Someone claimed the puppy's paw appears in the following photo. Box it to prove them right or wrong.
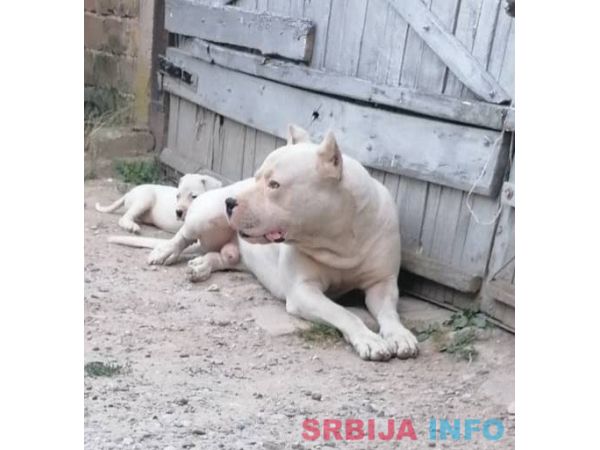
[381,326,419,359]
[118,218,141,234]
[187,257,212,282]
[350,330,393,362]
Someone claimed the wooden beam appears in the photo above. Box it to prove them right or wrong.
[165,0,315,62]
[163,48,508,196]
[179,37,511,130]
[387,0,511,104]
[486,279,515,308]
[401,251,483,294]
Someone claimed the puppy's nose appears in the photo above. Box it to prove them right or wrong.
[176,209,183,218]
[225,197,238,217]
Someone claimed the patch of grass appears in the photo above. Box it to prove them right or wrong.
[440,329,478,362]
[84,361,123,378]
[298,323,342,343]
[444,310,488,330]
[114,159,161,185]
[411,310,491,362]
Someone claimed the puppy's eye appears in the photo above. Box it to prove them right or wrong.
[191,193,198,199]
[176,194,181,200]
[268,180,280,189]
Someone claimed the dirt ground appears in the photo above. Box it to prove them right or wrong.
[84,179,515,450]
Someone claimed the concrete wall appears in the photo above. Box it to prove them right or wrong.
[84,0,165,135]
[84,0,139,107]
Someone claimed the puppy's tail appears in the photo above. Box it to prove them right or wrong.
[107,235,203,254]
[95,196,126,213]
[107,235,166,248]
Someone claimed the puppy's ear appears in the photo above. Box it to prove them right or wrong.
[316,131,343,180]
[286,124,311,145]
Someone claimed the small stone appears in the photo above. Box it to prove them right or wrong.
[192,429,206,436]
[207,284,220,292]
[98,286,109,293]
[428,443,436,447]
[175,398,189,406]
[92,346,100,351]
[85,278,92,283]
[122,437,133,445]
[182,444,195,449]
[311,393,322,401]
[179,353,190,358]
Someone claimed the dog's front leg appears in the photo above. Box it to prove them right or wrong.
[287,282,393,361]
[365,277,418,359]
[147,229,193,265]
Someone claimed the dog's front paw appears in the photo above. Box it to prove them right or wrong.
[381,326,419,359]
[350,330,393,361]
[187,256,212,282]
[148,244,174,265]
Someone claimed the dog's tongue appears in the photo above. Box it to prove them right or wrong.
[265,231,285,242]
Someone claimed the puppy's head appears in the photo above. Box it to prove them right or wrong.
[225,124,344,244]
[176,174,223,220]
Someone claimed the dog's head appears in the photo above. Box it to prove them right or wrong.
[176,174,222,220]
[225,124,346,245]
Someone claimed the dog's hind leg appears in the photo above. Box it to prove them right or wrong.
[187,242,241,282]
[118,198,152,234]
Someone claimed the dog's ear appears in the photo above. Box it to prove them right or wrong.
[286,124,311,145]
[316,131,343,180]
[201,175,222,190]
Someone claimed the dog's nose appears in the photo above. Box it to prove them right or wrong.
[225,197,238,217]
[176,209,183,218]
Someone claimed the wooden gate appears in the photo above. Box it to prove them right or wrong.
[158,0,516,329]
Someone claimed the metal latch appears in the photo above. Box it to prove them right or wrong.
[158,55,195,85]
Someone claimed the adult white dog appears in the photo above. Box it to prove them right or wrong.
[146,125,418,361]
[96,174,222,233]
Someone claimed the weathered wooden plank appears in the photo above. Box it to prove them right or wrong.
[443,0,483,97]
[165,0,315,61]
[415,0,461,94]
[396,178,428,251]
[498,18,515,99]
[302,0,332,69]
[166,94,180,152]
[164,49,506,195]
[253,130,278,171]
[241,127,257,178]
[387,0,511,103]
[179,37,511,130]
[323,0,369,75]
[401,250,483,293]
[219,118,246,181]
[357,0,410,86]
[399,0,431,89]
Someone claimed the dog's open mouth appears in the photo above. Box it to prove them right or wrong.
[239,230,286,243]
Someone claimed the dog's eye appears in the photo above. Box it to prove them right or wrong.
[176,194,181,200]
[191,193,198,199]
[268,180,280,189]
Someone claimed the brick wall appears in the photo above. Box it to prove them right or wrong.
[84,0,141,118]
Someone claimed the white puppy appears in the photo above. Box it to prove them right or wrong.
[143,125,419,361]
[95,174,222,233]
